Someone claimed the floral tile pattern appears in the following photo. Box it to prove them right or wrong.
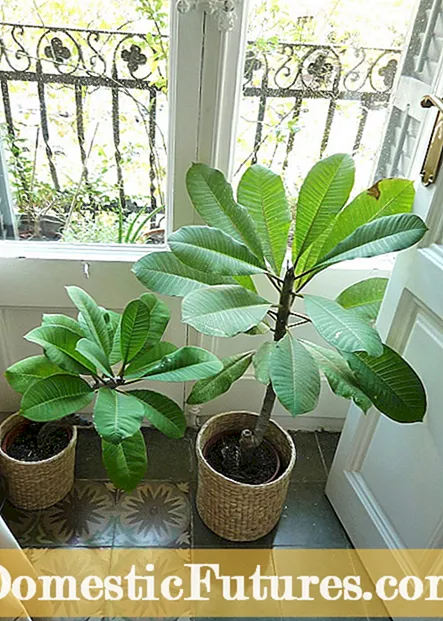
[114,481,191,548]
[37,480,117,547]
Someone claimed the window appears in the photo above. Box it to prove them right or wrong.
[0,0,430,251]
[0,0,171,244]
[232,0,419,194]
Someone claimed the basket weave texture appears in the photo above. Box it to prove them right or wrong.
[0,413,77,510]
[196,411,296,542]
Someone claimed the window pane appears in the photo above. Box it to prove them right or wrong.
[234,0,418,192]
[0,0,169,244]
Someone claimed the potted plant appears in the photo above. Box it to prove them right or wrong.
[133,153,428,541]
[2,286,222,511]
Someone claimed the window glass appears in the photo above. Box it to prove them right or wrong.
[0,0,169,244]
[234,0,418,193]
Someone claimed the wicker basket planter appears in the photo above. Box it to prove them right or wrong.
[196,411,296,542]
[0,413,77,511]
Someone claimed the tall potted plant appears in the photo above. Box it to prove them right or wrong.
[134,153,428,541]
[2,286,222,510]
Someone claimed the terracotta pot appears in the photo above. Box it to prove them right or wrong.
[0,414,77,510]
[196,411,296,542]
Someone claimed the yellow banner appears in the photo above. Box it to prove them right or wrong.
[0,548,442,617]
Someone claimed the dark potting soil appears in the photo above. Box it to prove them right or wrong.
[6,422,70,462]
[205,432,281,485]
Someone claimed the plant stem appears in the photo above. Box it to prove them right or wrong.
[253,265,296,447]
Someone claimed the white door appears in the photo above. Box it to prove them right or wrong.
[326,0,443,560]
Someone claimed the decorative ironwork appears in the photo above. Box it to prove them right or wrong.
[240,40,402,173]
[0,21,167,239]
[176,0,239,31]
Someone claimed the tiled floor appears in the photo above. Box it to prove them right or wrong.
[2,427,357,620]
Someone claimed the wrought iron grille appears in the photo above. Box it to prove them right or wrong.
[236,40,402,180]
[0,22,167,240]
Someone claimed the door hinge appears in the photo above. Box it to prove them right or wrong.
[420,94,443,186]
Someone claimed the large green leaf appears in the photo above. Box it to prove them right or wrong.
[109,317,122,366]
[336,278,389,324]
[294,154,355,261]
[182,285,272,337]
[234,275,257,293]
[302,341,372,413]
[304,295,383,356]
[270,333,320,416]
[169,226,265,276]
[5,355,68,394]
[343,345,427,423]
[25,325,96,375]
[133,251,234,298]
[186,163,263,260]
[42,314,84,336]
[237,165,290,274]
[142,347,223,382]
[316,213,427,268]
[187,352,253,405]
[320,178,415,257]
[124,342,178,380]
[128,390,186,438]
[120,299,151,365]
[253,341,275,385]
[102,431,147,491]
[21,375,94,422]
[76,338,113,377]
[139,293,170,346]
[66,287,111,355]
[93,389,145,443]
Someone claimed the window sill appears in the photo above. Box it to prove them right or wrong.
[0,240,167,263]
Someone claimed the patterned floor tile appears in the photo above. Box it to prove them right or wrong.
[114,481,191,547]
[1,500,41,547]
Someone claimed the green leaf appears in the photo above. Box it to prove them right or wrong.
[94,389,145,443]
[42,314,84,336]
[120,299,151,365]
[109,317,122,366]
[124,342,178,379]
[66,287,111,355]
[21,375,94,422]
[294,154,355,260]
[76,338,113,377]
[269,333,320,416]
[102,431,147,492]
[142,346,223,382]
[336,278,389,324]
[253,342,275,385]
[320,178,415,257]
[139,293,170,346]
[133,251,234,297]
[304,295,383,356]
[25,325,96,375]
[169,226,266,275]
[5,355,68,394]
[343,345,427,423]
[237,165,291,274]
[316,213,427,268]
[234,275,257,293]
[187,352,253,404]
[186,163,263,260]
[302,341,372,413]
[128,390,186,438]
[182,285,272,337]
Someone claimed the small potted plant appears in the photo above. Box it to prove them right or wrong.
[1,286,222,510]
[133,154,428,541]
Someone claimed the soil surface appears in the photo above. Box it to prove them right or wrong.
[5,422,70,462]
[205,431,281,485]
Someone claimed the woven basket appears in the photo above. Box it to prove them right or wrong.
[196,411,296,542]
[0,413,77,510]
